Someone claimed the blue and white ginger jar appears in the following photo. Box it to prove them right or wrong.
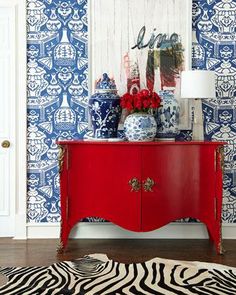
[89,73,121,138]
[156,90,180,140]
[124,113,157,142]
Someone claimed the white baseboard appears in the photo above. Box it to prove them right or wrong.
[25,222,236,239]
[14,213,27,239]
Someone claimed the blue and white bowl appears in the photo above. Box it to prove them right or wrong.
[124,113,157,142]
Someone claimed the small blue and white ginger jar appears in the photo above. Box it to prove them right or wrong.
[124,113,157,142]
[156,90,180,140]
[89,73,121,138]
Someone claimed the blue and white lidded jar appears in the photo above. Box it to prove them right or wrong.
[156,90,180,140]
[89,73,121,138]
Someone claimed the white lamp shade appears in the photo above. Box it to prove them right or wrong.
[181,70,216,99]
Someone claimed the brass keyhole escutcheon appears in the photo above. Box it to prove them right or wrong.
[129,177,141,192]
[1,140,10,148]
[143,177,155,192]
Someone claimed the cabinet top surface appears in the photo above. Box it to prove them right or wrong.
[56,140,226,146]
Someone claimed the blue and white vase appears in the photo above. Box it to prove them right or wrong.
[89,73,121,138]
[124,113,157,142]
[156,90,180,140]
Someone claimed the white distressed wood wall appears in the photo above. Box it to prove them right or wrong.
[89,0,192,128]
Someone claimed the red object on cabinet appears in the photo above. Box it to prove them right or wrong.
[57,141,226,254]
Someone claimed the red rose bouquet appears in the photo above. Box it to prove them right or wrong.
[120,89,161,113]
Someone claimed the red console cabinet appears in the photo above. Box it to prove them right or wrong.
[57,141,226,254]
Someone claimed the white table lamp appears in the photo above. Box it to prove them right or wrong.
[181,70,216,141]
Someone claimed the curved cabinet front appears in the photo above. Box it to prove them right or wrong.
[57,141,225,254]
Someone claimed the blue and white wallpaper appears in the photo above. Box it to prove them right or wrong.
[26,0,236,223]
[27,0,89,222]
[192,0,236,223]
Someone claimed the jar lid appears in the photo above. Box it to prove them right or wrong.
[95,73,117,91]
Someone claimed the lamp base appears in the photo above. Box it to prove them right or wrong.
[192,99,204,141]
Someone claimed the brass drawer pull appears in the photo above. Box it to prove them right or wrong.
[143,177,155,192]
[129,178,141,192]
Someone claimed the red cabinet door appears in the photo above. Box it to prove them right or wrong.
[68,144,141,231]
[141,144,216,231]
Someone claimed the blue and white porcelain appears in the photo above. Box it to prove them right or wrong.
[89,73,121,138]
[124,113,157,142]
[156,90,180,140]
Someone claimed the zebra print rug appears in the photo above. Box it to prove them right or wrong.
[0,254,235,294]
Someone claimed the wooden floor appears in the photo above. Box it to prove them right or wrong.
[0,238,235,286]
[0,238,236,267]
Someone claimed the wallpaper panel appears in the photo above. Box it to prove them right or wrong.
[26,0,236,223]
[192,0,236,222]
[27,0,88,222]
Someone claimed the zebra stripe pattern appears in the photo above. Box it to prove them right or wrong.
[0,254,236,294]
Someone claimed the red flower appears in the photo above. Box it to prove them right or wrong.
[139,89,149,97]
[120,89,161,113]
